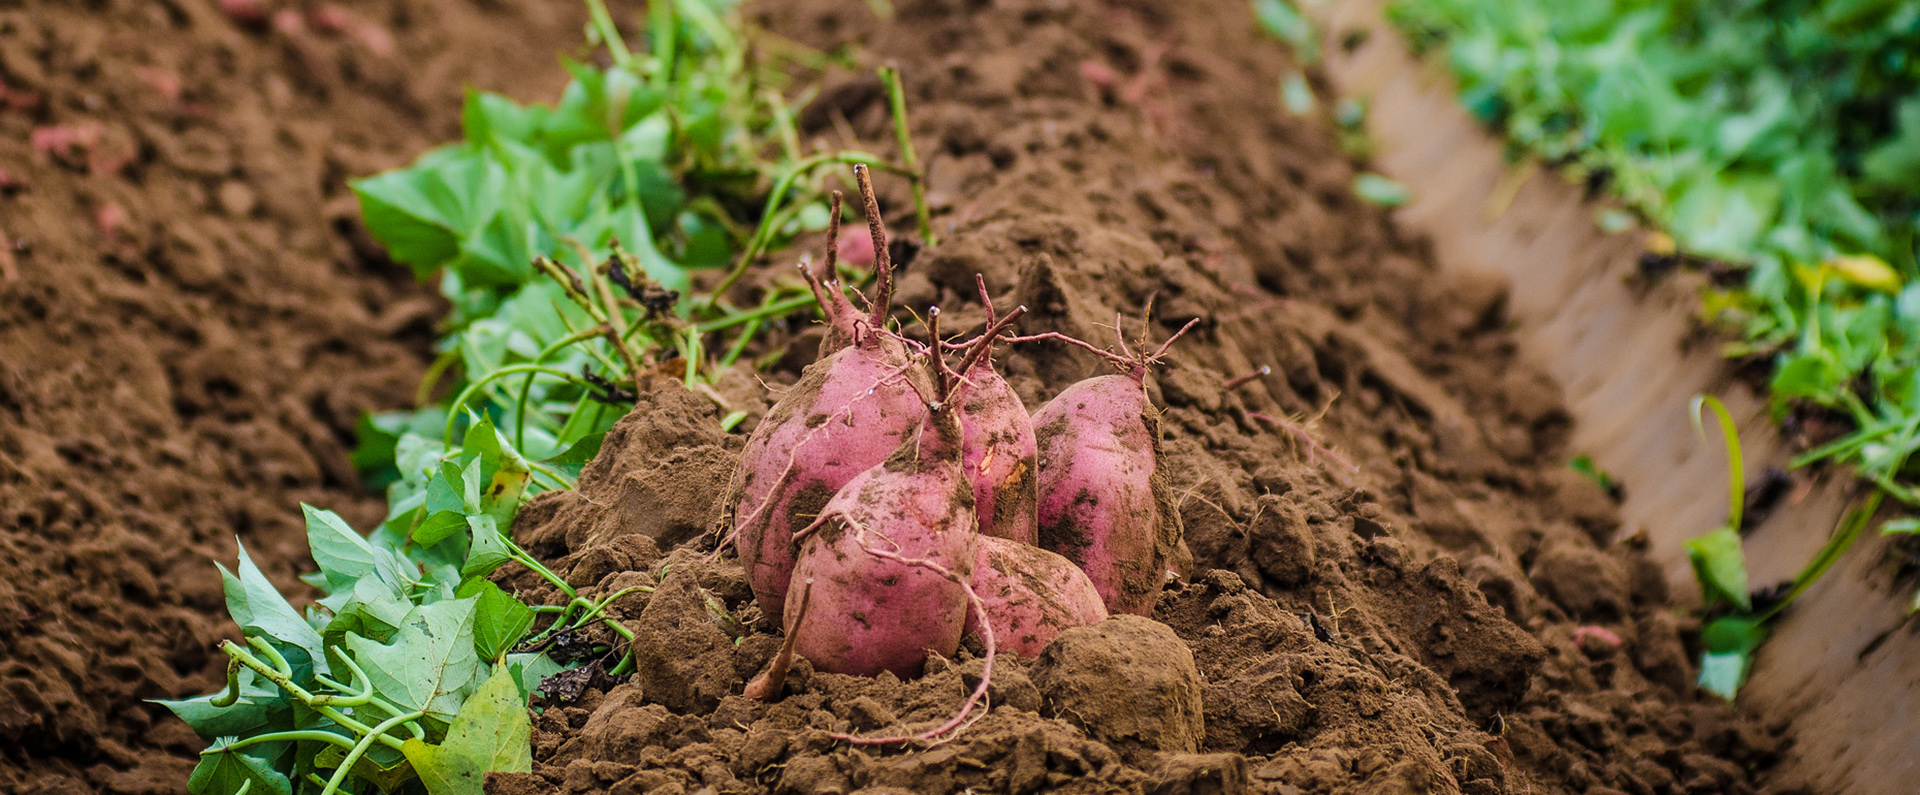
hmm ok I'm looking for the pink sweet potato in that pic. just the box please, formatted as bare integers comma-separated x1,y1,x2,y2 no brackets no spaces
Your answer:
732,347,928,618
964,535,1107,658
730,170,926,619
1027,318,1195,616
784,319,978,678
950,282,1038,544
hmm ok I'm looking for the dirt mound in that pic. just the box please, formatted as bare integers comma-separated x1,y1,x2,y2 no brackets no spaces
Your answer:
0,1,586,791
491,2,1782,793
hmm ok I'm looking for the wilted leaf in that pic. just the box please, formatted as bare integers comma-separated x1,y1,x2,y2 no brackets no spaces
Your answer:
402,664,533,795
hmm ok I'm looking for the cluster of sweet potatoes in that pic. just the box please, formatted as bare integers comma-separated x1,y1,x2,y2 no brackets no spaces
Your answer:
726,167,1188,689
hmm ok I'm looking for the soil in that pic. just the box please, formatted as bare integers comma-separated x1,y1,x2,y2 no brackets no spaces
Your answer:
0,1,589,792
0,0,1800,793
485,2,1788,795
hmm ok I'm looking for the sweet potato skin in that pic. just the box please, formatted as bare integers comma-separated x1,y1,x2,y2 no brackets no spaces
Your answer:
956,365,1039,544
783,423,978,678
731,342,928,619
964,535,1107,657
1031,374,1180,616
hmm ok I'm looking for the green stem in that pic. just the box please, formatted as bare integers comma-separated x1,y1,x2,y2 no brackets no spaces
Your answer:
310,648,373,707
515,326,610,450
878,65,933,245
505,536,576,602
443,365,591,446
583,0,633,70
718,317,761,371
415,349,461,407
321,710,423,795
681,330,703,386
570,586,653,628
599,614,639,677
1691,395,1745,530
708,151,909,300
213,731,358,754
528,460,575,490
209,657,243,707
551,301,626,375
649,0,678,85
220,641,408,752
696,293,819,334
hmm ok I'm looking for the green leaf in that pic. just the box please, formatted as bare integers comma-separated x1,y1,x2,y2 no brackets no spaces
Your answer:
1863,98,1920,193
351,148,506,279
414,509,471,548
1696,615,1767,700
1697,650,1752,701
462,416,532,528
458,578,536,662
155,667,289,740
220,542,328,673
1354,173,1411,207
345,598,483,724
315,741,417,794
506,653,569,700
464,90,547,150
401,664,533,795
189,739,294,795
323,575,417,645
425,459,474,517
1686,527,1752,611
302,505,381,594
546,432,607,468
462,514,513,578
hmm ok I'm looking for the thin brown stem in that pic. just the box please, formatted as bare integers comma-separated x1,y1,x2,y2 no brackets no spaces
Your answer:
975,274,996,327
1002,331,1134,370
1113,312,1134,361
533,256,609,323
822,190,844,280
954,306,1029,378
1146,318,1201,365
595,246,647,386
927,307,952,406
853,164,893,328
1223,365,1271,391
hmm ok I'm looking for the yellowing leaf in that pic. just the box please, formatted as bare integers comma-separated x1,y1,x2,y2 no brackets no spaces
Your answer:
1645,230,1676,256
1825,253,1901,294
402,664,533,795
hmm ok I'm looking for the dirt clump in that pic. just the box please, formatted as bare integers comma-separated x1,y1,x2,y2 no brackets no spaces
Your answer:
0,0,586,791
494,0,1784,792
1031,616,1206,763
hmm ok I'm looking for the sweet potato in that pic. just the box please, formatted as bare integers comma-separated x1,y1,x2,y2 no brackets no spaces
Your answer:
950,281,1038,544
784,311,978,677
1026,317,1196,615
731,169,925,618
964,535,1107,657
